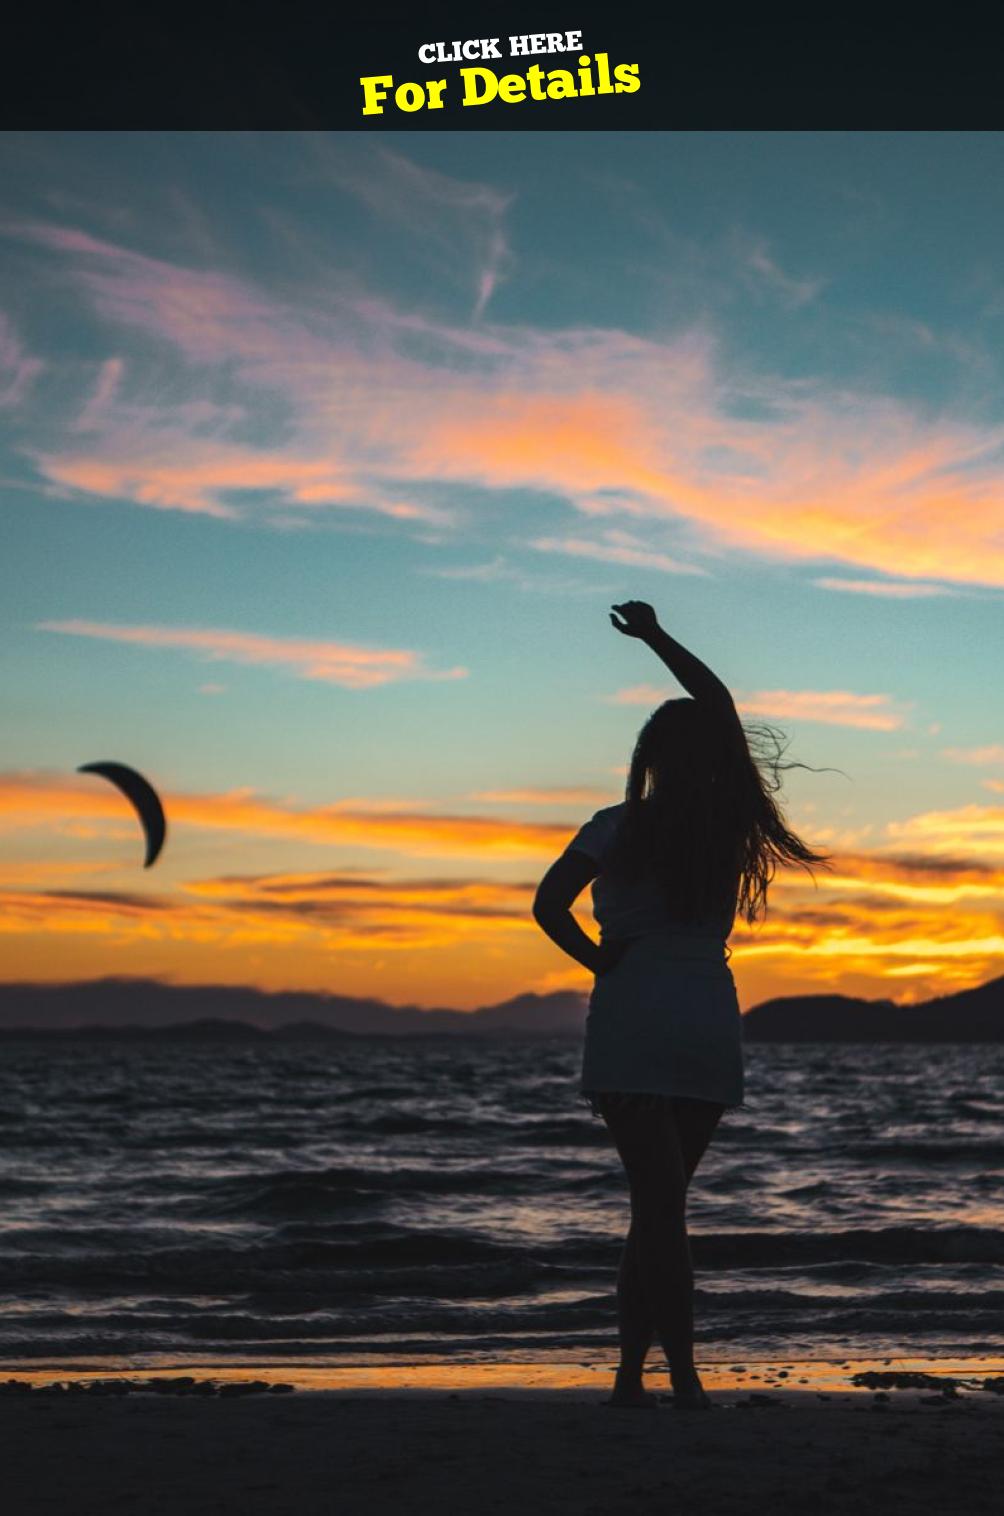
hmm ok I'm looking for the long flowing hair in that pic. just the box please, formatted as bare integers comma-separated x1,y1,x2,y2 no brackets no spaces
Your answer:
602,698,834,926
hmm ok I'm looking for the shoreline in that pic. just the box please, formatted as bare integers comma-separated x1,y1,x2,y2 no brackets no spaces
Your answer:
3,1355,1002,1515
3,1352,1003,1397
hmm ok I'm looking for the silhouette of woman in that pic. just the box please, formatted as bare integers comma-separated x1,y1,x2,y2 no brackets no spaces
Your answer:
532,601,830,1410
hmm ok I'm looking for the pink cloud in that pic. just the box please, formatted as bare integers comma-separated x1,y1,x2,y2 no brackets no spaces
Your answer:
813,577,964,598
36,620,467,689
735,689,908,732
34,446,365,520
605,684,908,731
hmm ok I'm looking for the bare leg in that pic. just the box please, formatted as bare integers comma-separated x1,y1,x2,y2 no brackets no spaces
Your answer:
599,1094,724,1408
609,1221,656,1404
667,1094,726,1406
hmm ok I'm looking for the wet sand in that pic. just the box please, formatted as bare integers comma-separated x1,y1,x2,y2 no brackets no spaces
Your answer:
1,1360,1002,1515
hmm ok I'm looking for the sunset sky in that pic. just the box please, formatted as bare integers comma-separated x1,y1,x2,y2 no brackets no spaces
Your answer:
2,130,1004,1012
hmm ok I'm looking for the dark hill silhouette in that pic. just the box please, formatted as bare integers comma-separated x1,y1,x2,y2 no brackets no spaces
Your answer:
742,974,1004,1041
0,978,587,1037
0,973,1003,1040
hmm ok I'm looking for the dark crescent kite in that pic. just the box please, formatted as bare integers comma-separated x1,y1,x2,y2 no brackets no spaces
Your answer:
76,761,167,868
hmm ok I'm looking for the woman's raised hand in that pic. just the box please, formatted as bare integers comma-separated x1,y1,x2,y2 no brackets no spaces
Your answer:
609,601,660,640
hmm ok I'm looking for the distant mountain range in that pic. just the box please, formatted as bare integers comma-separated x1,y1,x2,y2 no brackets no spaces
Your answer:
0,973,1003,1040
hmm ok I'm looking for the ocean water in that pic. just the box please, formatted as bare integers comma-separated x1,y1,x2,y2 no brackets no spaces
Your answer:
0,1036,1002,1368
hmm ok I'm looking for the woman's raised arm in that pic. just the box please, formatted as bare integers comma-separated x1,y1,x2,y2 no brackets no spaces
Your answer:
610,601,742,732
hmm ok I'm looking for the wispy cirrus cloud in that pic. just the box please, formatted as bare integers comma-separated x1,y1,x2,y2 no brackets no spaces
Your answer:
71,356,125,431
604,684,909,731
35,620,466,689
4,219,319,365
418,555,602,595
529,529,709,575
299,136,516,323
0,311,43,408
9,204,1004,587
741,234,824,309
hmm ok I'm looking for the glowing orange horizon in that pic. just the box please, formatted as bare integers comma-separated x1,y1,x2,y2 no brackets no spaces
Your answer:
1,771,1002,1011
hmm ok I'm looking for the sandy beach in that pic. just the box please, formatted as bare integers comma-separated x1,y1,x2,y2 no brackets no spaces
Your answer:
2,1360,1002,1515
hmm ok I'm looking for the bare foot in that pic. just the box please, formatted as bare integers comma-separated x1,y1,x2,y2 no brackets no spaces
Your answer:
670,1369,713,1411
606,1370,658,1408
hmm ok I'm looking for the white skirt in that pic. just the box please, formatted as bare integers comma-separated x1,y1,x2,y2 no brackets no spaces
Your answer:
580,930,745,1114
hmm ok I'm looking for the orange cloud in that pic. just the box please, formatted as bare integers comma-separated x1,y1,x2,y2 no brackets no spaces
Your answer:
0,868,546,953
884,804,1004,857
802,849,1004,906
410,369,1004,589
3,822,1004,1006
37,451,359,521
0,773,574,858
470,787,616,805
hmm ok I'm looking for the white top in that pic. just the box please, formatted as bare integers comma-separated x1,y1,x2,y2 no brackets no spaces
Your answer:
566,802,734,943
